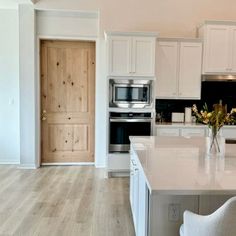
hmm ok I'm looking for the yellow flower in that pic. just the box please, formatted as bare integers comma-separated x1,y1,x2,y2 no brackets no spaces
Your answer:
231,108,236,113
207,112,212,118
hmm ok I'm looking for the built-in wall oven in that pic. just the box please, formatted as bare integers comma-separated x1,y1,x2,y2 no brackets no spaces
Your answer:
109,112,152,153
109,79,153,108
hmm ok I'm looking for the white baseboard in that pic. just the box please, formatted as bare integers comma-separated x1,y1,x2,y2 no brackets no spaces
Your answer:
0,160,20,165
17,164,37,169
41,162,95,166
95,164,106,168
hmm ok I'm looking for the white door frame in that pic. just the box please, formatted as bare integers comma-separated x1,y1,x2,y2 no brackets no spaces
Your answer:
36,35,98,167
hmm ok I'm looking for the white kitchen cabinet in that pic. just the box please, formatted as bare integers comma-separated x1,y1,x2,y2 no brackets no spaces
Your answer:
222,127,236,139
130,153,139,234
156,127,180,136
180,128,206,137
108,36,132,76
106,32,157,77
130,146,149,236
156,41,178,97
199,22,236,74
132,37,156,76
155,126,206,138
178,42,202,98
107,153,130,177
230,26,236,72
156,39,202,99
137,169,149,236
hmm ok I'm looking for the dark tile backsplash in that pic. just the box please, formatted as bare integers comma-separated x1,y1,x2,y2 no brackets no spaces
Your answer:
156,81,236,122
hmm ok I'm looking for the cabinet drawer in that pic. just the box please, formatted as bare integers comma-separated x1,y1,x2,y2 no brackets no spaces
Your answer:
181,128,205,137
222,128,236,139
156,128,180,136
108,154,130,171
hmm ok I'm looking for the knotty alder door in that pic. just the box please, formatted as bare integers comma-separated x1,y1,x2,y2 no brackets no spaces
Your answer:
40,40,95,163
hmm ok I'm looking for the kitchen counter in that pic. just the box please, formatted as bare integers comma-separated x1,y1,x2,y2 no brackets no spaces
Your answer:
155,122,236,128
130,136,236,195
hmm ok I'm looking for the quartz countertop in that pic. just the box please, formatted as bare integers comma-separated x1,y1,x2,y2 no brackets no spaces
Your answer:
155,122,236,128
130,136,236,195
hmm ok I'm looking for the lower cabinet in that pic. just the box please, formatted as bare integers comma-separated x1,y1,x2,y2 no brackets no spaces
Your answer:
155,126,206,137
156,127,179,136
130,147,149,236
180,128,206,137
107,153,130,177
222,128,236,139
155,126,236,138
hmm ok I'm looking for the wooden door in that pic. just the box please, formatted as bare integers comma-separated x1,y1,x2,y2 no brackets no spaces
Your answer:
40,40,95,163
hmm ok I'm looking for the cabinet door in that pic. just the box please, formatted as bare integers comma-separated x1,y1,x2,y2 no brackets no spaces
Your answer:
156,41,178,98
133,167,139,234
156,127,180,136
222,128,236,139
108,36,132,76
178,42,202,99
229,26,236,73
137,170,148,236
180,128,206,137
132,37,156,76
204,25,230,73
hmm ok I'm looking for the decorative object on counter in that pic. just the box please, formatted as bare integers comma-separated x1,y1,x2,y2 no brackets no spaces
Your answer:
184,107,192,123
192,101,236,156
171,112,184,123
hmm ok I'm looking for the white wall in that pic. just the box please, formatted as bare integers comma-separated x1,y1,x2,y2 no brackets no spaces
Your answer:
35,0,236,37
19,4,36,167
3,0,236,168
0,9,20,163
36,10,99,37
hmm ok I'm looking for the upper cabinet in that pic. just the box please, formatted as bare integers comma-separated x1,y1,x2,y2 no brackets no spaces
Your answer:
105,32,158,77
156,39,202,99
198,21,236,74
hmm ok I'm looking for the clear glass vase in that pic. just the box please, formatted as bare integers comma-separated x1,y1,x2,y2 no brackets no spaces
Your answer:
206,127,225,157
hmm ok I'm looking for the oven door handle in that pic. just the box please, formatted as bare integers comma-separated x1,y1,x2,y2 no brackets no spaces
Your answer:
109,118,152,123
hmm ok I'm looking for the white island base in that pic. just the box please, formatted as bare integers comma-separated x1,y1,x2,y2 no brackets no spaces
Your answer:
130,136,236,236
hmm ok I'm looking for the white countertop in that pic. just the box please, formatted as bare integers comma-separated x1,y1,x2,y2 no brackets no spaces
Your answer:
155,122,236,128
130,136,236,195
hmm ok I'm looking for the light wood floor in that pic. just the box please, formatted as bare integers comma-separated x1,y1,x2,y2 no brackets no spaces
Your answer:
0,165,135,236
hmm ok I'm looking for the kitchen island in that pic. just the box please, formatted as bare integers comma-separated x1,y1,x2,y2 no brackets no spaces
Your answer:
130,136,236,236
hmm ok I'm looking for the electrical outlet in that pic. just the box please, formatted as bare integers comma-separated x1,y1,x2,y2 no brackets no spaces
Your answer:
168,204,180,222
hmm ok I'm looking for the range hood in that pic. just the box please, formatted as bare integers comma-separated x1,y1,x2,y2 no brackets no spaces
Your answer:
202,75,236,82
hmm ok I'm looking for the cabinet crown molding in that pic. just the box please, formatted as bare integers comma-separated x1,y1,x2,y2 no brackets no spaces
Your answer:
198,20,236,29
157,37,202,43
104,31,159,38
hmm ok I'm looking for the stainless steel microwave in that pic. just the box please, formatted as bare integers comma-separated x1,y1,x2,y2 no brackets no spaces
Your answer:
109,79,152,108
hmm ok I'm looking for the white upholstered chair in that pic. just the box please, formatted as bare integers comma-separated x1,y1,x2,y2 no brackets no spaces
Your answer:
180,196,236,236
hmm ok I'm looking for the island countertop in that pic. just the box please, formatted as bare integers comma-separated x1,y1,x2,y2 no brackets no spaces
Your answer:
130,136,236,195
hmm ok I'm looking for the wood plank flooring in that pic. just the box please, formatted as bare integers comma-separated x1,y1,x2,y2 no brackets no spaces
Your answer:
0,166,135,236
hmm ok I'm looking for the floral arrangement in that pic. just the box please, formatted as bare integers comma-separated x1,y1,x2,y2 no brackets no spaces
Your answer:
192,102,236,130
192,102,236,153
